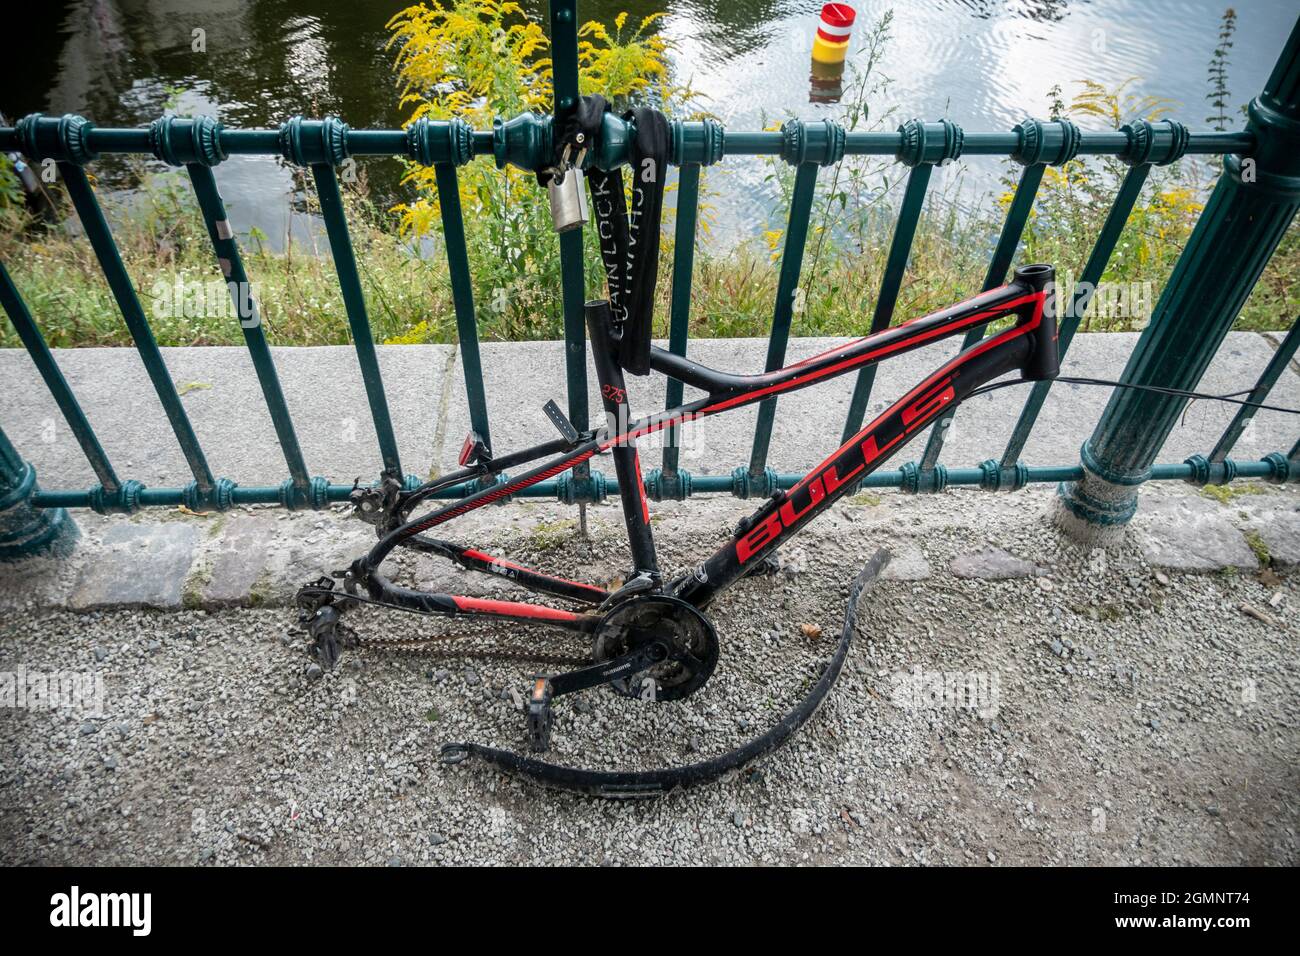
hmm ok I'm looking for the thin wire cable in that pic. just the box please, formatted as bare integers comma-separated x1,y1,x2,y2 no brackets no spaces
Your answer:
965,375,1300,415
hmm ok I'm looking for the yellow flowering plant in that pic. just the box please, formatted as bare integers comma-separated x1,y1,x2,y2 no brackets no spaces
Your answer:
385,1,682,340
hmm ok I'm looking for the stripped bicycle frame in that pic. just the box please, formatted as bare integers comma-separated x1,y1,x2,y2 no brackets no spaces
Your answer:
297,263,1063,796
353,264,1057,627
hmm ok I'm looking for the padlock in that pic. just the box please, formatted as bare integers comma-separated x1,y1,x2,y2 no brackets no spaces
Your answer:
546,145,589,234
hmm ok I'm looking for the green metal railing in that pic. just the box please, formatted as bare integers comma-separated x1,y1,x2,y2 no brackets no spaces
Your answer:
1,1,1298,559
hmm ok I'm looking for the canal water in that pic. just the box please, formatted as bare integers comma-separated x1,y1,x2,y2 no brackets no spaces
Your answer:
7,0,1296,248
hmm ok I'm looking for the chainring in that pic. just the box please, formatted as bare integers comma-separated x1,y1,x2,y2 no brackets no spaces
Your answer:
591,595,719,702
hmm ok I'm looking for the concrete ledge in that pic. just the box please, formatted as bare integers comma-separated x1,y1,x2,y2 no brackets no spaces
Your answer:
0,480,1294,613
439,332,1300,477
0,344,452,488
69,522,200,610
1133,496,1260,571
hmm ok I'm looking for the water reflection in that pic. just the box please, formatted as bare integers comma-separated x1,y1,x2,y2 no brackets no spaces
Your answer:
810,58,848,104
937,0,1073,22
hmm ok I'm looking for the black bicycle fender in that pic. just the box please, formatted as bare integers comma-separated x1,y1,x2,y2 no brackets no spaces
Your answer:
440,549,892,799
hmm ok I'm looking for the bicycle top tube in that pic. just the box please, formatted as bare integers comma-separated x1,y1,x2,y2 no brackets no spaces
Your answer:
645,280,1041,398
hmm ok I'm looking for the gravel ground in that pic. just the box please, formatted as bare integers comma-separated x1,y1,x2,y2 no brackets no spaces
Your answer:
1,489,1297,866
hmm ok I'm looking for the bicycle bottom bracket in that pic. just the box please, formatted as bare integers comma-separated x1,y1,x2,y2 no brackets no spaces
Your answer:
591,595,719,701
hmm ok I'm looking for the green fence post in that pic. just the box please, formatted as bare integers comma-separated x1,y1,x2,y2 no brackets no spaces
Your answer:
745,158,819,493
185,161,314,495
839,164,932,443
1001,161,1150,468
549,0,602,505
434,161,493,452
916,161,1043,479
644,118,724,502
1208,317,1300,461
660,163,700,475
553,0,587,439
744,118,845,497
0,425,78,561
1057,19,1300,537
279,115,406,487
0,261,122,493
60,161,221,495
145,116,313,497
404,117,496,489
839,119,962,452
312,168,404,480
916,116,1085,483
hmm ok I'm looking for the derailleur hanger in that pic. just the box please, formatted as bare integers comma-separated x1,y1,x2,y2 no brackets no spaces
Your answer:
349,473,404,527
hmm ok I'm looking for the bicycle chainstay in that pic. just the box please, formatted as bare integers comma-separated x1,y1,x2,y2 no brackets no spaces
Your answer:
293,575,590,670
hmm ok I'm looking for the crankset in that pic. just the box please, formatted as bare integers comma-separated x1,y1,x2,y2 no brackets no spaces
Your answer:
591,594,718,701
522,596,717,751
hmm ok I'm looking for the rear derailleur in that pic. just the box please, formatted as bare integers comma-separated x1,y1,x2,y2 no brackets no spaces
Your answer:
294,575,360,670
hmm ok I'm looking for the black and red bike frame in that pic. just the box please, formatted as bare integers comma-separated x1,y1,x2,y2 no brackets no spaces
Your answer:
353,264,1058,626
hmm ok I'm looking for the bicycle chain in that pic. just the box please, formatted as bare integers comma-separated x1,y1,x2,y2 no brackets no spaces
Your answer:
343,506,595,670
354,629,590,669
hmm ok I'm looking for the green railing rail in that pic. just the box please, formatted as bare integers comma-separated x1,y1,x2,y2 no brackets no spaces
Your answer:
1,1,1298,560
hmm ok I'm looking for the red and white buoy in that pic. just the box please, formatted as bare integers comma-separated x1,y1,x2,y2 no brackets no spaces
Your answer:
811,4,856,64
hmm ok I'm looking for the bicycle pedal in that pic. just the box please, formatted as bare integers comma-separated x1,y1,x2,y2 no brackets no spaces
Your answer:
526,678,554,752
542,399,580,443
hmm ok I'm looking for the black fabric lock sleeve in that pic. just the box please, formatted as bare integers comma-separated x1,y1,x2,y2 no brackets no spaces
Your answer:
539,94,608,187
564,96,669,377
618,106,670,376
